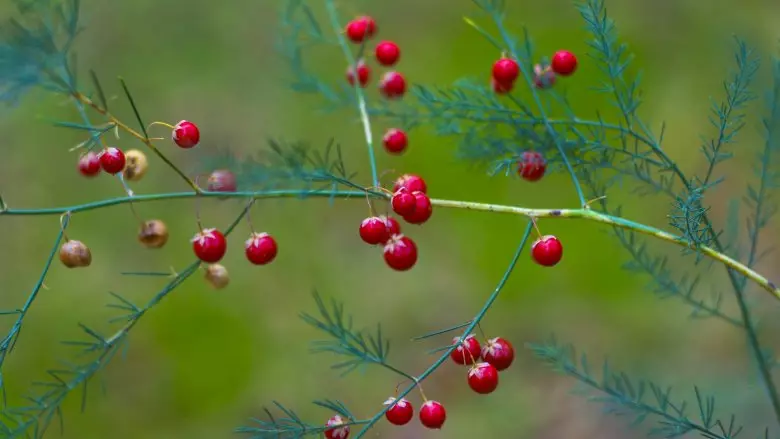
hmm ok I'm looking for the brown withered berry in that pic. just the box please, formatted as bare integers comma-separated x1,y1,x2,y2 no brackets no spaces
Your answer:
207,169,237,193
138,219,169,248
204,264,230,289
122,149,148,181
59,240,92,268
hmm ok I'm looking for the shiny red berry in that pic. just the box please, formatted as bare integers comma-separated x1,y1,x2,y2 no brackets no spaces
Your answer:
346,60,370,87
207,169,237,193
550,50,577,76
383,128,408,154
384,397,414,426
324,415,350,439
481,337,515,371
467,362,499,394
359,216,399,245
517,151,546,182
78,151,101,177
491,78,513,95
419,401,446,429
245,232,277,265
401,191,432,225
375,41,400,66
99,147,126,174
345,16,375,43
450,334,481,365
172,120,200,148
492,57,520,85
192,228,227,263
383,234,417,271
531,235,563,267
392,174,427,194
391,189,416,217
379,71,406,99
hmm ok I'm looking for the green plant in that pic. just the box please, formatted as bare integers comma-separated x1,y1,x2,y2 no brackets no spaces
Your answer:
0,0,779,437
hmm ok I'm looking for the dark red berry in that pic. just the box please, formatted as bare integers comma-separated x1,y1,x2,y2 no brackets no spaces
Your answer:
346,60,370,87
492,57,520,85
531,235,563,267
392,174,427,194
172,120,200,148
383,128,408,154
481,337,515,371
550,50,577,76
492,78,513,95
345,16,375,43
379,71,406,99
192,228,227,263
324,415,350,439
359,216,399,245
450,334,481,365
517,151,546,182
383,234,417,271
99,147,126,174
375,41,400,66
467,362,499,394
419,401,446,429
207,169,237,192
401,191,432,225
391,189,416,217
78,151,101,177
384,397,414,426
245,232,277,265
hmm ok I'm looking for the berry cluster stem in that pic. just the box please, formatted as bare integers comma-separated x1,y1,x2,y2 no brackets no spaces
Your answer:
324,0,380,188
72,92,202,194
1,189,779,301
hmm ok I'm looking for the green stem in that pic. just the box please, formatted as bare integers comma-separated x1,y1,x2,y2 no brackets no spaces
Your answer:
352,221,534,438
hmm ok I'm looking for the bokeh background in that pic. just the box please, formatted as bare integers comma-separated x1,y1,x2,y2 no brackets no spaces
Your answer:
1,0,780,437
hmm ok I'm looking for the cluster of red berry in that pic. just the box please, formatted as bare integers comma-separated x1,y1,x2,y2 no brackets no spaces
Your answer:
69,120,277,289
322,335,515,437
358,174,429,271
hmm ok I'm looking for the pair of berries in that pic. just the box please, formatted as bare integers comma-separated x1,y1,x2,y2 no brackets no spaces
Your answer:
192,229,278,266
490,50,577,94
323,398,447,438
344,16,406,99
78,147,126,176
451,335,515,394
359,216,417,271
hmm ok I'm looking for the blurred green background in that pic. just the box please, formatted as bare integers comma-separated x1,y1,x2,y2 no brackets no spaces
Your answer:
1,0,780,437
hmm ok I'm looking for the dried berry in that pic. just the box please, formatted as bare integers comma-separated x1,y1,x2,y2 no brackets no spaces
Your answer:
123,149,149,181
204,264,230,289
59,240,92,268
138,219,169,248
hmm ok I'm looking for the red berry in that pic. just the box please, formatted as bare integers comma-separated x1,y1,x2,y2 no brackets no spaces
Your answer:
492,57,520,85
419,401,446,429
346,60,370,87
207,169,237,192
450,334,481,365
99,147,126,174
550,50,577,76
517,151,546,182
359,215,399,245
324,415,350,439
531,235,563,267
375,40,400,66
172,120,200,148
392,174,427,194
401,191,432,225
491,78,513,95
383,234,417,271
78,151,101,177
192,228,227,263
345,16,375,43
245,232,277,265
467,362,499,394
383,128,408,154
383,397,414,426
379,71,406,99
481,337,515,371
391,189,416,217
